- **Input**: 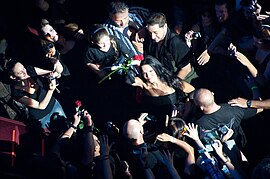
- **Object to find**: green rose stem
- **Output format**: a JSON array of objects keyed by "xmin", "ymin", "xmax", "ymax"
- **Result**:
[{"xmin": 98, "ymin": 67, "xmax": 128, "ymax": 84}]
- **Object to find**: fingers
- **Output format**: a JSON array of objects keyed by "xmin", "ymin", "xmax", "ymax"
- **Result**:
[
  {"xmin": 165, "ymin": 115, "xmax": 169, "ymax": 127},
  {"xmin": 197, "ymin": 54, "xmax": 209, "ymax": 65}
]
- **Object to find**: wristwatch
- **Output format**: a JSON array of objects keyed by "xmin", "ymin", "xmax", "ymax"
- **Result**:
[{"xmin": 246, "ymin": 100, "xmax": 252, "ymax": 108}]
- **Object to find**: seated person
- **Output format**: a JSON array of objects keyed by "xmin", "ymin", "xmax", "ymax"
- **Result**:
[
  {"xmin": 6, "ymin": 60, "xmax": 66, "ymax": 131},
  {"xmin": 39, "ymin": 19, "xmax": 85, "ymax": 55}
]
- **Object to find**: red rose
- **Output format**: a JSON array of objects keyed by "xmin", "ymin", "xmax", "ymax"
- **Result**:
[
  {"xmin": 75, "ymin": 100, "xmax": 82, "ymax": 107},
  {"xmin": 133, "ymin": 54, "xmax": 144, "ymax": 61}
]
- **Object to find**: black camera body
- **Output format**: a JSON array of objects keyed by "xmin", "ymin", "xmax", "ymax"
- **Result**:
[
  {"xmin": 228, "ymin": 48, "xmax": 236, "ymax": 56},
  {"xmin": 42, "ymin": 43, "xmax": 54, "ymax": 54},
  {"xmin": 192, "ymin": 32, "xmax": 201, "ymax": 39},
  {"xmin": 145, "ymin": 115, "xmax": 156, "ymax": 122}
]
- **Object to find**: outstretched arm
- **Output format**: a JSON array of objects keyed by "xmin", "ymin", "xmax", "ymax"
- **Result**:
[
  {"xmin": 160, "ymin": 150, "xmax": 181, "ymax": 179},
  {"xmin": 212, "ymin": 140, "xmax": 242, "ymax": 179},
  {"xmin": 156, "ymin": 133, "xmax": 195, "ymax": 175},
  {"xmin": 18, "ymin": 79, "xmax": 56, "ymax": 109},
  {"xmin": 99, "ymin": 134, "xmax": 114, "ymax": 179}
]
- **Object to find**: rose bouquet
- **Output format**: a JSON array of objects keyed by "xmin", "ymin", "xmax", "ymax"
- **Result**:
[{"xmin": 98, "ymin": 54, "xmax": 144, "ymax": 84}]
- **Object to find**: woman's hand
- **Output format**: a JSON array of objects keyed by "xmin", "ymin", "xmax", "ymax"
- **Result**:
[
  {"xmin": 138, "ymin": 112, "xmax": 148, "ymax": 125},
  {"xmin": 211, "ymin": 140, "xmax": 223, "ymax": 156},
  {"xmin": 132, "ymin": 77, "xmax": 145, "ymax": 88},
  {"xmin": 197, "ymin": 49, "xmax": 210, "ymax": 65},
  {"xmin": 99, "ymin": 134, "xmax": 114, "ymax": 156},
  {"xmin": 156, "ymin": 133, "xmax": 175, "ymax": 143},
  {"xmin": 73, "ymin": 112, "xmax": 81, "ymax": 127},
  {"xmin": 184, "ymin": 123, "xmax": 200, "ymax": 141},
  {"xmin": 48, "ymin": 78, "xmax": 57, "ymax": 90}
]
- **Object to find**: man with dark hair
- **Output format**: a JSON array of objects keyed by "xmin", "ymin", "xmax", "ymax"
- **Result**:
[
  {"xmin": 143, "ymin": 12, "xmax": 198, "ymax": 83},
  {"xmin": 104, "ymin": 1, "xmax": 150, "ymax": 56}
]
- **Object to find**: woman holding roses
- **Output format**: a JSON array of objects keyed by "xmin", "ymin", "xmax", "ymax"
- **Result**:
[{"xmin": 83, "ymin": 24, "xmax": 137, "ymax": 80}]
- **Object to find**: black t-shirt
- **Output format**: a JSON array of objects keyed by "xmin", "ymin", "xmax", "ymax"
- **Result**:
[
  {"xmin": 144, "ymin": 28, "xmax": 191, "ymax": 73},
  {"xmin": 11, "ymin": 66, "xmax": 56, "ymax": 119},
  {"xmin": 83, "ymin": 36, "xmax": 135, "ymax": 68},
  {"xmin": 195, "ymin": 103, "xmax": 257, "ymax": 147}
]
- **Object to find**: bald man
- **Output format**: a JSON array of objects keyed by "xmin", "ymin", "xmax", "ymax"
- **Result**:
[
  {"xmin": 123, "ymin": 119, "xmax": 145, "ymax": 145},
  {"xmin": 122, "ymin": 119, "xmax": 167, "ymax": 178},
  {"xmin": 193, "ymin": 88, "xmax": 263, "ymax": 147}
]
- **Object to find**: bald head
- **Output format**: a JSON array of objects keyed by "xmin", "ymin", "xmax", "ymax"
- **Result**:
[
  {"xmin": 123, "ymin": 119, "xmax": 144, "ymax": 145},
  {"xmin": 194, "ymin": 88, "xmax": 215, "ymax": 108}
]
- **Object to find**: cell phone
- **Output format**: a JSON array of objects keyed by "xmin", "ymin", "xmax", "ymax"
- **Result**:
[
  {"xmin": 205, "ymin": 142, "xmax": 219, "ymax": 152},
  {"xmin": 218, "ymin": 125, "xmax": 229, "ymax": 135}
]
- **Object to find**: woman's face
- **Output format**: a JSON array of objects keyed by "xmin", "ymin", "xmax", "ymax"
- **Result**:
[
  {"xmin": 41, "ymin": 24, "xmax": 59, "ymax": 42},
  {"xmin": 141, "ymin": 64, "xmax": 158, "ymax": 83},
  {"xmin": 96, "ymin": 35, "xmax": 111, "ymax": 52},
  {"xmin": 11, "ymin": 62, "xmax": 30, "ymax": 80}
]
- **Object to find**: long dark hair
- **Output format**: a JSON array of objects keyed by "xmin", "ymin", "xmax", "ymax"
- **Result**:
[{"xmin": 140, "ymin": 55, "xmax": 183, "ymax": 89}]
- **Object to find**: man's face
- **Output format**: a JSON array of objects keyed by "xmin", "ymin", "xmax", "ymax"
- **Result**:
[
  {"xmin": 147, "ymin": 23, "xmax": 167, "ymax": 43},
  {"xmin": 111, "ymin": 9, "xmax": 129, "ymax": 29},
  {"xmin": 215, "ymin": 4, "xmax": 229, "ymax": 23}
]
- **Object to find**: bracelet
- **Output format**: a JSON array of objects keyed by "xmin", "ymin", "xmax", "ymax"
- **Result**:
[
  {"xmin": 251, "ymin": 86, "xmax": 258, "ymax": 91},
  {"xmin": 100, "ymin": 154, "xmax": 110, "ymax": 160},
  {"xmin": 70, "ymin": 124, "xmax": 77, "ymax": 130}
]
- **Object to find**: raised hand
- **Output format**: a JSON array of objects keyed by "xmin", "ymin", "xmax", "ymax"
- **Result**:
[
  {"xmin": 184, "ymin": 123, "xmax": 200, "ymax": 141},
  {"xmin": 99, "ymin": 135, "xmax": 114, "ymax": 156}
]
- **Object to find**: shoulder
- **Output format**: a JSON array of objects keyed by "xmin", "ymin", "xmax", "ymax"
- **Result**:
[
  {"xmin": 129, "ymin": 6, "xmax": 151, "ymax": 22},
  {"xmin": 11, "ymin": 88, "xmax": 28, "ymax": 100},
  {"xmin": 166, "ymin": 30, "xmax": 187, "ymax": 47},
  {"xmin": 26, "ymin": 66, "xmax": 37, "ymax": 77}
]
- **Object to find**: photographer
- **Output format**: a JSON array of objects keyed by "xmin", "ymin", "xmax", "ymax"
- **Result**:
[{"xmin": 6, "ymin": 60, "xmax": 66, "ymax": 131}]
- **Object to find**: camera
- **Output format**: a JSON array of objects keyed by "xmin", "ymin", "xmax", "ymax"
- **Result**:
[
  {"xmin": 247, "ymin": 6, "xmax": 256, "ymax": 14},
  {"xmin": 77, "ymin": 109, "xmax": 85, "ymax": 117},
  {"xmin": 145, "ymin": 115, "xmax": 156, "ymax": 122},
  {"xmin": 218, "ymin": 125, "xmax": 229, "ymax": 135},
  {"xmin": 192, "ymin": 32, "xmax": 201, "ymax": 39},
  {"xmin": 205, "ymin": 141, "xmax": 219, "ymax": 152},
  {"xmin": 228, "ymin": 48, "xmax": 236, "ymax": 56},
  {"xmin": 42, "ymin": 43, "xmax": 54, "ymax": 54}
]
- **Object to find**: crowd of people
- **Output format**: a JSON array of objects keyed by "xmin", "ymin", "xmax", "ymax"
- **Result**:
[{"xmin": 1, "ymin": 0, "xmax": 270, "ymax": 178}]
